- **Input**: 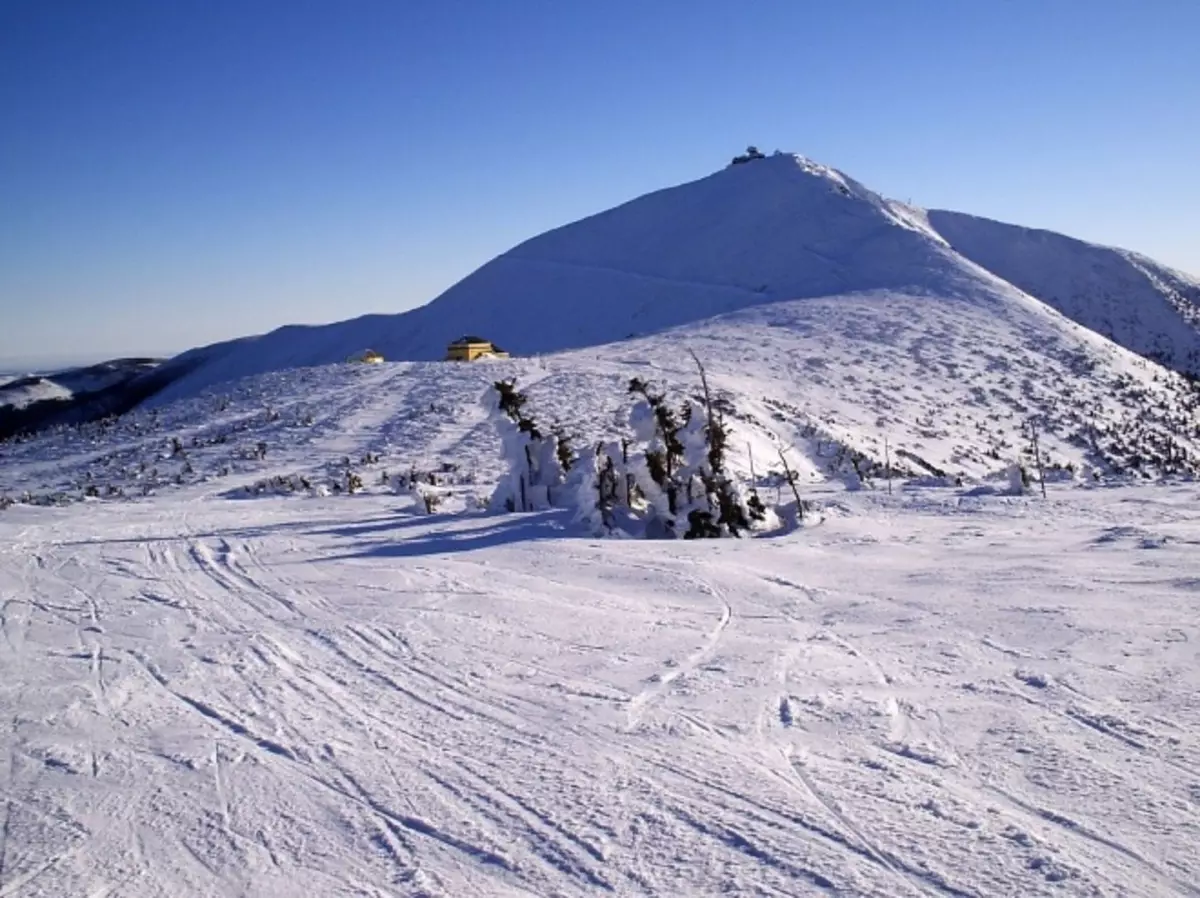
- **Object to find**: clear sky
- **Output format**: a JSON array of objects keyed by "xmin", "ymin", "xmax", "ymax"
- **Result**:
[{"xmin": 2, "ymin": 0, "xmax": 1197, "ymax": 367}]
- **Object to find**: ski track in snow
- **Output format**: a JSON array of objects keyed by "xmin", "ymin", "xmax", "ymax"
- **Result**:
[
  {"xmin": 1, "ymin": 344, "xmax": 1199, "ymax": 895},
  {"xmin": 1, "ymin": 478, "xmax": 1198, "ymax": 896}
]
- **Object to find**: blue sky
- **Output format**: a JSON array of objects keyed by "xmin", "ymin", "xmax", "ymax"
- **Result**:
[{"xmin": 2, "ymin": 0, "xmax": 1197, "ymax": 367}]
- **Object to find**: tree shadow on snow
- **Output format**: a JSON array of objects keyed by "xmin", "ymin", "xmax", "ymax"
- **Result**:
[
  {"xmin": 319, "ymin": 510, "xmax": 578, "ymax": 560},
  {"xmin": 309, "ymin": 510, "xmax": 485, "ymax": 540}
]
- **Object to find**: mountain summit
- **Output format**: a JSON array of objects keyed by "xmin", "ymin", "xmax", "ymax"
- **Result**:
[{"xmin": 153, "ymin": 152, "xmax": 1199, "ymax": 401}]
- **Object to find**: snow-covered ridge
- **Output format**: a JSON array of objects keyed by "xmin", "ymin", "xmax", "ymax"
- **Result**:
[
  {"xmin": 0, "ymin": 358, "xmax": 163, "ymax": 412},
  {"xmin": 150, "ymin": 151, "xmax": 1200, "ymax": 407},
  {"xmin": 926, "ymin": 210, "xmax": 1200, "ymax": 377}
]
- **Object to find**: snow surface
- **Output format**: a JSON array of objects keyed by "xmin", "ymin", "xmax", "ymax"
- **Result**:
[
  {"xmin": 149, "ymin": 153, "xmax": 1200, "ymax": 404},
  {"xmin": 925, "ymin": 210, "xmax": 1200, "ymax": 378},
  {"xmin": 2, "ymin": 348, "xmax": 1200, "ymax": 896},
  {"xmin": 3, "ymin": 454, "xmax": 1199, "ymax": 896}
]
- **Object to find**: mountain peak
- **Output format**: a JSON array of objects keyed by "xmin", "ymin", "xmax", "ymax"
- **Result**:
[{"xmin": 148, "ymin": 153, "xmax": 1200, "ymax": 405}]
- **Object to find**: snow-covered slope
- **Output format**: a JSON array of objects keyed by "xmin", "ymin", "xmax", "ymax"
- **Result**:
[
  {"xmin": 4, "ymin": 291, "xmax": 1199, "ymax": 514},
  {"xmin": 3, "ymin": 410, "xmax": 1200, "ymax": 896},
  {"xmin": 146, "ymin": 154, "xmax": 1005, "ymax": 402},
  {"xmin": 925, "ymin": 210, "xmax": 1200, "ymax": 378},
  {"xmin": 152, "ymin": 153, "xmax": 1200, "ymax": 409},
  {"xmin": 0, "ymin": 358, "xmax": 169, "ymax": 443},
  {"xmin": 0, "ymin": 376, "xmax": 74, "ymax": 410}
]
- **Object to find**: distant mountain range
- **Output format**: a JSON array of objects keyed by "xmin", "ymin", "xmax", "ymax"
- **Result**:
[{"xmin": 0, "ymin": 358, "xmax": 167, "ymax": 441}]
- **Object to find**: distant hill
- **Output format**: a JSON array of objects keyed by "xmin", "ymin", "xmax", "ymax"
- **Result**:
[{"xmin": 0, "ymin": 358, "xmax": 168, "ymax": 441}]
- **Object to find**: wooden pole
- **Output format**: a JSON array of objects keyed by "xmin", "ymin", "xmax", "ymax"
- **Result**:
[
  {"xmin": 885, "ymin": 437, "xmax": 892, "ymax": 496},
  {"xmin": 776, "ymin": 447, "xmax": 804, "ymax": 522},
  {"xmin": 1030, "ymin": 419, "xmax": 1047, "ymax": 499}
]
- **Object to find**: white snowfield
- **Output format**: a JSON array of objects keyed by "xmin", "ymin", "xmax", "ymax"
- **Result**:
[
  {"xmin": 1, "ymin": 353, "xmax": 1199, "ymax": 897},
  {"xmin": 3, "ymin": 476, "xmax": 1199, "ymax": 897}
]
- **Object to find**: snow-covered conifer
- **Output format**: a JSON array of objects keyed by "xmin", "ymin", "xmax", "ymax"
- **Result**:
[
  {"xmin": 566, "ymin": 444, "xmax": 624, "ymax": 535},
  {"xmin": 484, "ymin": 379, "xmax": 570, "ymax": 512}
]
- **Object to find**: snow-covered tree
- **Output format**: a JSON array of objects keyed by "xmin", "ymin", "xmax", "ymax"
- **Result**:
[
  {"xmin": 484, "ymin": 379, "xmax": 569, "ymax": 512},
  {"xmin": 627, "ymin": 377, "xmax": 685, "ymax": 536},
  {"xmin": 675, "ymin": 355, "xmax": 770, "ymax": 539},
  {"xmin": 623, "ymin": 360, "xmax": 770, "ymax": 539},
  {"xmin": 565, "ymin": 443, "xmax": 624, "ymax": 535},
  {"xmin": 485, "ymin": 366, "xmax": 774, "ymax": 538}
]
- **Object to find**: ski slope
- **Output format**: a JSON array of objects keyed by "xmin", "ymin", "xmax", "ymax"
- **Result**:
[
  {"xmin": 2, "ymin": 474, "xmax": 1199, "ymax": 897},
  {"xmin": 1, "ymin": 341, "xmax": 1199, "ymax": 895}
]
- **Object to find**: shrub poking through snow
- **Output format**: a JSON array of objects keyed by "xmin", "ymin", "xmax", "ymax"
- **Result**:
[{"xmin": 418, "ymin": 488, "xmax": 443, "ymax": 514}]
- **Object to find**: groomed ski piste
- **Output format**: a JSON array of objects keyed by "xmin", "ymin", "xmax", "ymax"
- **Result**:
[{"xmin": 2, "ymin": 347, "xmax": 1199, "ymax": 898}]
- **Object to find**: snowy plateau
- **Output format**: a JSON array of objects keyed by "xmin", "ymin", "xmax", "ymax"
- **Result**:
[{"xmin": 2, "ymin": 153, "xmax": 1200, "ymax": 897}]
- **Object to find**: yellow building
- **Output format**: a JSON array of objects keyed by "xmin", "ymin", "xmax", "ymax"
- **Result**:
[
  {"xmin": 445, "ymin": 336, "xmax": 510, "ymax": 361},
  {"xmin": 347, "ymin": 349, "xmax": 385, "ymax": 364}
]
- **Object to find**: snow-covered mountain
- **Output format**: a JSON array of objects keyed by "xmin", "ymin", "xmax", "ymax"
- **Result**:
[
  {"xmin": 151, "ymin": 153, "xmax": 1200, "ymax": 407},
  {"xmin": 4, "ymin": 151, "xmax": 1200, "ymax": 890},
  {"xmin": 924, "ymin": 210, "xmax": 1200, "ymax": 378},
  {"xmin": 0, "ymin": 358, "xmax": 166, "ymax": 442},
  {"xmin": 8, "ymin": 153, "xmax": 1199, "ymax": 483},
  {"xmin": 153, "ymin": 153, "xmax": 971, "ymax": 399},
  {"xmin": 0, "ymin": 358, "xmax": 161, "ymax": 412}
]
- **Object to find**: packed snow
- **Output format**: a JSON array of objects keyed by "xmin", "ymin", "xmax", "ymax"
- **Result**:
[
  {"xmin": 2, "ymin": 343, "xmax": 1200, "ymax": 896},
  {"xmin": 3, "ymin": 458, "xmax": 1199, "ymax": 896}
]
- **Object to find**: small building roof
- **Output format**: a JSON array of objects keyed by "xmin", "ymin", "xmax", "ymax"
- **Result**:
[{"xmin": 450, "ymin": 335, "xmax": 491, "ymax": 346}]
